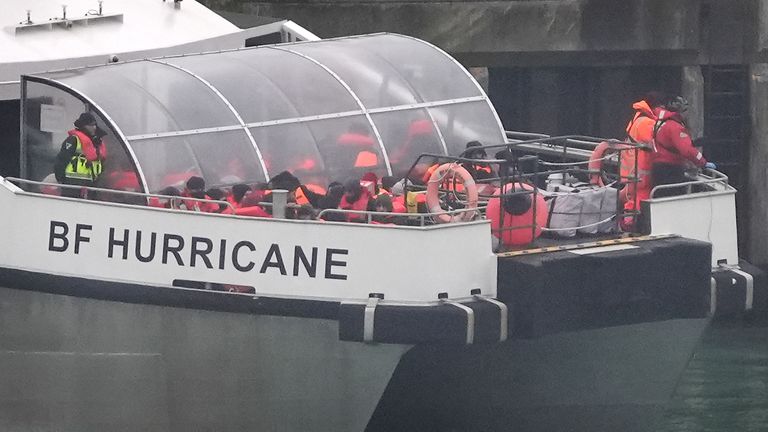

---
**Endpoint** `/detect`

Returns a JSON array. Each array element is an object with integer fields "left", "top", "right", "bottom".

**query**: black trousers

[
  {"left": 651, "top": 163, "right": 689, "bottom": 198},
  {"left": 61, "top": 178, "right": 97, "bottom": 199}
]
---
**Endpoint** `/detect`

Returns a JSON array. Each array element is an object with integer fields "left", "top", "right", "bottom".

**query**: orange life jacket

[
  {"left": 623, "top": 103, "right": 657, "bottom": 215},
  {"left": 338, "top": 133, "right": 379, "bottom": 168}
]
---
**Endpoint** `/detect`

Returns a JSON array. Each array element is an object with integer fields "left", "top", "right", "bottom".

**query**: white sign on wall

[{"left": 40, "top": 104, "right": 67, "bottom": 133}]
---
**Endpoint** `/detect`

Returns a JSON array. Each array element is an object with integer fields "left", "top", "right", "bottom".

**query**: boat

[{"left": 0, "top": 1, "right": 762, "bottom": 431}]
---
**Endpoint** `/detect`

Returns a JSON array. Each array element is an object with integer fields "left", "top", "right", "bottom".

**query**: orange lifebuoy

[
  {"left": 487, "top": 183, "right": 548, "bottom": 246},
  {"left": 588, "top": 141, "right": 612, "bottom": 187},
  {"left": 426, "top": 163, "right": 478, "bottom": 223},
  {"left": 589, "top": 141, "right": 651, "bottom": 206}
]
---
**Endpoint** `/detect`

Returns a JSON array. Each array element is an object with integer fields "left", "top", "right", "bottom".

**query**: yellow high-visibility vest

[{"left": 64, "top": 135, "right": 103, "bottom": 181}]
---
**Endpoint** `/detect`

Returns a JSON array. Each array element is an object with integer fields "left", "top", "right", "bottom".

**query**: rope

[
  {"left": 538, "top": 153, "right": 615, "bottom": 167},
  {"left": 539, "top": 215, "right": 615, "bottom": 232},
  {"left": 427, "top": 162, "right": 462, "bottom": 184}
]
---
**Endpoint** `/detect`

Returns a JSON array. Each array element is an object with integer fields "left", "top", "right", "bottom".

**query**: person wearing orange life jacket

[
  {"left": 379, "top": 176, "right": 396, "bottom": 196},
  {"left": 296, "top": 183, "right": 327, "bottom": 206},
  {"left": 387, "top": 119, "right": 437, "bottom": 168},
  {"left": 262, "top": 171, "right": 302, "bottom": 218},
  {"left": 231, "top": 191, "right": 272, "bottom": 218},
  {"left": 226, "top": 184, "right": 251, "bottom": 210},
  {"left": 621, "top": 92, "right": 665, "bottom": 229},
  {"left": 340, "top": 177, "right": 373, "bottom": 222},
  {"left": 360, "top": 172, "right": 382, "bottom": 210},
  {"left": 462, "top": 141, "right": 494, "bottom": 181},
  {"left": 148, "top": 186, "right": 182, "bottom": 209},
  {"left": 338, "top": 124, "right": 379, "bottom": 169},
  {"left": 652, "top": 96, "right": 715, "bottom": 198},
  {"left": 205, "top": 188, "right": 229, "bottom": 213},
  {"left": 181, "top": 176, "right": 218, "bottom": 212},
  {"left": 371, "top": 194, "right": 396, "bottom": 225},
  {"left": 54, "top": 112, "right": 107, "bottom": 198}
]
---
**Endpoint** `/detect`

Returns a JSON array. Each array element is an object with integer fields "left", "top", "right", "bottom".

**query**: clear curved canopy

[{"left": 25, "top": 33, "right": 504, "bottom": 193}]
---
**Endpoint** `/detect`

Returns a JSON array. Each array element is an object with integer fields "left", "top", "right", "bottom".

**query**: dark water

[{"left": 661, "top": 321, "right": 768, "bottom": 431}]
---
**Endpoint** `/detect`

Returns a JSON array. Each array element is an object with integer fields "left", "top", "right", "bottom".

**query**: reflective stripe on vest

[{"left": 64, "top": 134, "right": 103, "bottom": 181}]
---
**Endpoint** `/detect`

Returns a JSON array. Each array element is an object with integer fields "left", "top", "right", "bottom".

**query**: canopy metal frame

[{"left": 23, "top": 34, "right": 505, "bottom": 192}]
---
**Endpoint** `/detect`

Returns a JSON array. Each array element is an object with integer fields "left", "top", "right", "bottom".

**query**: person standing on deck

[
  {"left": 54, "top": 112, "right": 107, "bottom": 198},
  {"left": 621, "top": 92, "right": 664, "bottom": 229},
  {"left": 651, "top": 96, "right": 716, "bottom": 197},
  {"left": 462, "top": 141, "right": 494, "bottom": 181}
]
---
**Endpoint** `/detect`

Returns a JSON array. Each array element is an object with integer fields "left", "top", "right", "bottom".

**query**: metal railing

[
  {"left": 4, "top": 177, "right": 235, "bottom": 213},
  {"left": 316, "top": 206, "right": 485, "bottom": 226},
  {"left": 649, "top": 169, "right": 732, "bottom": 199},
  {"left": 398, "top": 135, "right": 644, "bottom": 247},
  {"left": 5, "top": 176, "right": 484, "bottom": 226}
]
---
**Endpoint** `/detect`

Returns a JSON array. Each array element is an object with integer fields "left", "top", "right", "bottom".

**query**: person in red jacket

[
  {"left": 182, "top": 176, "right": 218, "bottom": 212},
  {"left": 340, "top": 177, "right": 372, "bottom": 222},
  {"left": 621, "top": 92, "right": 664, "bottom": 230},
  {"left": 651, "top": 96, "right": 715, "bottom": 197}
]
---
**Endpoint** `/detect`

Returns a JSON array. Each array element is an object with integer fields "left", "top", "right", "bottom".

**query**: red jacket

[
  {"left": 181, "top": 192, "right": 218, "bottom": 213},
  {"left": 653, "top": 110, "right": 706, "bottom": 168},
  {"left": 340, "top": 188, "right": 372, "bottom": 222}
]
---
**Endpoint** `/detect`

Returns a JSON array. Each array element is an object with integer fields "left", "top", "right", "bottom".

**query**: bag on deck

[{"left": 544, "top": 183, "right": 617, "bottom": 237}]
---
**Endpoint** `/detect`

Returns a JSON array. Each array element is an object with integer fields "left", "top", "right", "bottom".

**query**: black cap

[
  {"left": 465, "top": 140, "right": 486, "bottom": 158},
  {"left": 666, "top": 96, "right": 689, "bottom": 113},
  {"left": 74, "top": 112, "right": 97, "bottom": 129},
  {"left": 186, "top": 176, "right": 205, "bottom": 192},
  {"left": 268, "top": 171, "right": 301, "bottom": 191},
  {"left": 343, "top": 178, "right": 361, "bottom": 193}
]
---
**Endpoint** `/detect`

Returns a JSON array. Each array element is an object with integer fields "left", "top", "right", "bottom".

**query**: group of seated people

[{"left": 149, "top": 170, "right": 428, "bottom": 225}]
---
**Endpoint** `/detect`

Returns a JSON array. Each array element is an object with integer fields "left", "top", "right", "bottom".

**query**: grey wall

[{"left": 205, "top": 0, "right": 762, "bottom": 67}]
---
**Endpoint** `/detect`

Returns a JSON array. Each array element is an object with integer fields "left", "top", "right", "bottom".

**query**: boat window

[
  {"left": 343, "top": 34, "right": 481, "bottom": 102},
  {"left": 249, "top": 122, "right": 326, "bottom": 185},
  {"left": 370, "top": 109, "right": 443, "bottom": 177},
  {"left": 44, "top": 62, "right": 240, "bottom": 136},
  {"left": 288, "top": 41, "right": 420, "bottom": 109},
  {"left": 428, "top": 101, "right": 506, "bottom": 155},
  {"left": 24, "top": 34, "right": 505, "bottom": 192},
  {"left": 130, "top": 130, "right": 263, "bottom": 192},
  {"left": 250, "top": 114, "right": 386, "bottom": 184},
  {"left": 22, "top": 80, "right": 135, "bottom": 187},
  {"left": 222, "top": 48, "right": 360, "bottom": 120}
]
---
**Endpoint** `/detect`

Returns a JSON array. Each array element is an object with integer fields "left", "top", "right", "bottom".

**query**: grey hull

[
  {"left": 0, "top": 283, "right": 709, "bottom": 432},
  {"left": 368, "top": 318, "right": 710, "bottom": 432},
  {"left": 0, "top": 286, "right": 410, "bottom": 432}
]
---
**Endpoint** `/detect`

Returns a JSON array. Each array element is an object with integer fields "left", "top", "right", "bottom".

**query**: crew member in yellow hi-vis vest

[{"left": 54, "top": 112, "right": 107, "bottom": 198}]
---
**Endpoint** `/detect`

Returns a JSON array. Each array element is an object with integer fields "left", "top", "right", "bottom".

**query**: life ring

[
  {"left": 426, "top": 163, "right": 478, "bottom": 223},
  {"left": 487, "top": 183, "right": 548, "bottom": 246},
  {"left": 588, "top": 141, "right": 612, "bottom": 187},
  {"left": 589, "top": 141, "right": 633, "bottom": 203}
]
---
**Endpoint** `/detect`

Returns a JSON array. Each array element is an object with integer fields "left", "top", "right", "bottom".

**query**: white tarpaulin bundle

[{"left": 544, "top": 183, "right": 617, "bottom": 237}]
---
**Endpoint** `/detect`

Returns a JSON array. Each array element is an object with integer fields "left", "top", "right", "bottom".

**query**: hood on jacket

[{"left": 632, "top": 100, "right": 656, "bottom": 118}]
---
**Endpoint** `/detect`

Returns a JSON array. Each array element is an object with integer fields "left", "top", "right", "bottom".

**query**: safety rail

[
  {"left": 3, "top": 176, "right": 483, "bottom": 226},
  {"left": 3, "top": 177, "right": 235, "bottom": 213},
  {"left": 399, "top": 135, "right": 648, "bottom": 251},
  {"left": 644, "top": 168, "right": 738, "bottom": 266},
  {"left": 316, "top": 206, "right": 485, "bottom": 226},
  {"left": 649, "top": 169, "right": 732, "bottom": 199},
  {"left": 506, "top": 131, "right": 550, "bottom": 140}
]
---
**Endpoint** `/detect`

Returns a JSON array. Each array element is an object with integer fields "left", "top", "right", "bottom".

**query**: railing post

[{"left": 271, "top": 189, "right": 288, "bottom": 219}]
